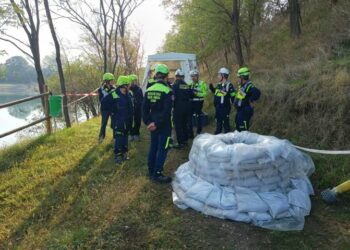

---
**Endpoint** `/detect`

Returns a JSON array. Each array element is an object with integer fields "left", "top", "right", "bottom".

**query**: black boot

[
  {"left": 122, "top": 153, "right": 130, "bottom": 161},
  {"left": 98, "top": 135, "right": 104, "bottom": 144},
  {"left": 115, "top": 154, "right": 123, "bottom": 165},
  {"left": 152, "top": 172, "right": 172, "bottom": 184}
]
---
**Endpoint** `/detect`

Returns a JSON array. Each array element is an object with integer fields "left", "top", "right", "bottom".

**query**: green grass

[{"left": 0, "top": 118, "right": 349, "bottom": 249}]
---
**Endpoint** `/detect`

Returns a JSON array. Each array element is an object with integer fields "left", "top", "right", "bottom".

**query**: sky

[{"left": 0, "top": 0, "right": 174, "bottom": 65}]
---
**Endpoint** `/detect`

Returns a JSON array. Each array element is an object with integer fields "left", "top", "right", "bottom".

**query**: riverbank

[{"left": 0, "top": 118, "right": 349, "bottom": 249}]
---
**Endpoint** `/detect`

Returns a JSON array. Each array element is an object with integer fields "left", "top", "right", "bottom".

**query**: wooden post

[{"left": 43, "top": 85, "right": 52, "bottom": 134}]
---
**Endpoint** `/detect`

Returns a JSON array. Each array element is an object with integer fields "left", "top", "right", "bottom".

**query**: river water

[
  {"left": 0, "top": 84, "right": 98, "bottom": 148},
  {"left": 0, "top": 84, "right": 44, "bottom": 148}
]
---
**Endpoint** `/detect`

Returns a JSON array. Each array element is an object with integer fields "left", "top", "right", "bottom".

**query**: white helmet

[
  {"left": 175, "top": 68, "right": 185, "bottom": 76},
  {"left": 190, "top": 69, "right": 199, "bottom": 76},
  {"left": 218, "top": 67, "right": 230, "bottom": 75}
]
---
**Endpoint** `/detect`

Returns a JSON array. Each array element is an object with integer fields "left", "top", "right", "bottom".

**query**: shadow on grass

[
  {"left": 4, "top": 131, "right": 350, "bottom": 249},
  {"left": 0, "top": 134, "right": 51, "bottom": 173},
  {"left": 5, "top": 142, "right": 115, "bottom": 248},
  {"left": 85, "top": 150, "right": 350, "bottom": 249}
]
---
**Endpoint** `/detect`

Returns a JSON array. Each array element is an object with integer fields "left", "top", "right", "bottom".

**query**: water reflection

[
  {"left": 7, "top": 97, "right": 42, "bottom": 119},
  {"left": 0, "top": 91, "right": 42, "bottom": 147},
  {"left": 0, "top": 88, "right": 95, "bottom": 148}
]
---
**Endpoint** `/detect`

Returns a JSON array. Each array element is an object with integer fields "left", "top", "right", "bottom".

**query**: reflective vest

[
  {"left": 234, "top": 81, "right": 254, "bottom": 108},
  {"left": 214, "top": 80, "right": 235, "bottom": 104},
  {"left": 146, "top": 83, "right": 171, "bottom": 103},
  {"left": 146, "top": 79, "right": 157, "bottom": 89},
  {"left": 111, "top": 90, "right": 119, "bottom": 99},
  {"left": 190, "top": 80, "right": 207, "bottom": 101},
  {"left": 144, "top": 82, "right": 172, "bottom": 130}
]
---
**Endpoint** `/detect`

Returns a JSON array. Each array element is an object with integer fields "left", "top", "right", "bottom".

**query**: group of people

[
  {"left": 97, "top": 64, "right": 260, "bottom": 184},
  {"left": 210, "top": 67, "right": 261, "bottom": 134},
  {"left": 98, "top": 73, "right": 143, "bottom": 164}
]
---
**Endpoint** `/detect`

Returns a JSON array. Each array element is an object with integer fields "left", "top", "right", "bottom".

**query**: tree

[
  {"left": 1, "top": 0, "right": 47, "bottom": 101},
  {"left": 240, "top": 0, "right": 266, "bottom": 61},
  {"left": 47, "top": 59, "right": 101, "bottom": 121},
  {"left": 211, "top": 0, "right": 245, "bottom": 66},
  {"left": 163, "top": 0, "right": 246, "bottom": 71},
  {"left": 43, "top": 0, "right": 71, "bottom": 128},
  {"left": 288, "top": 0, "right": 302, "bottom": 37},
  {"left": 56, "top": 0, "right": 119, "bottom": 73},
  {"left": 0, "top": 2, "right": 13, "bottom": 32},
  {"left": 0, "top": 56, "right": 36, "bottom": 83},
  {"left": 116, "top": 0, "right": 145, "bottom": 74},
  {"left": 56, "top": 0, "right": 144, "bottom": 74}
]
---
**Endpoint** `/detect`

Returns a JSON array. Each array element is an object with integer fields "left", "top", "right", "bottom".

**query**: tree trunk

[
  {"left": 203, "top": 58, "right": 212, "bottom": 79},
  {"left": 232, "top": 0, "right": 245, "bottom": 66},
  {"left": 43, "top": 0, "right": 71, "bottom": 128},
  {"left": 289, "top": 0, "right": 302, "bottom": 37},
  {"left": 9, "top": 0, "right": 47, "bottom": 109},
  {"left": 119, "top": 11, "right": 132, "bottom": 73},
  {"left": 101, "top": 0, "right": 108, "bottom": 73},
  {"left": 88, "top": 97, "right": 98, "bottom": 117},
  {"left": 30, "top": 32, "right": 46, "bottom": 108},
  {"left": 224, "top": 47, "right": 229, "bottom": 65}
]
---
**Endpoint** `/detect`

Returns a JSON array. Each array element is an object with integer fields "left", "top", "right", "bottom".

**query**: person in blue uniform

[
  {"left": 103, "top": 75, "right": 133, "bottom": 164},
  {"left": 98, "top": 72, "right": 115, "bottom": 143},
  {"left": 142, "top": 64, "right": 173, "bottom": 184},
  {"left": 234, "top": 67, "right": 261, "bottom": 131},
  {"left": 128, "top": 74, "right": 143, "bottom": 141},
  {"left": 209, "top": 67, "right": 236, "bottom": 134},
  {"left": 188, "top": 69, "right": 208, "bottom": 138},
  {"left": 146, "top": 69, "right": 157, "bottom": 89},
  {"left": 172, "top": 69, "right": 193, "bottom": 148}
]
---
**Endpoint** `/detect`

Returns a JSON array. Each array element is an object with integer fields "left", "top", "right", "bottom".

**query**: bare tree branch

[{"left": 0, "top": 37, "right": 33, "bottom": 58}]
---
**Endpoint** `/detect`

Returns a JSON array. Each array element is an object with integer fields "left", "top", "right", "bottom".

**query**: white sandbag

[
  {"left": 185, "top": 178, "right": 213, "bottom": 203},
  {"left": 236, "top": 186, "right": 269, "bottom": 213},
  {"left": 288, "top": 189, "right": 311, "bottom": 216},
  {"left": 278, "top": 179, "right": 291, "bottom": 190},
  {"left": 236, "top": 162, "right": 272, "bottom": 171},
  {"left": 176, "top": 171, "right": 197, "bottom": 191},
  {"left": 205, "top": 185, "right": 222, "bottom": 207},
  {"left": 259, "top": 192, "right": 290, "bottom": 219},
  {"left": 183, "top": 197, "right": 205, "bottom": 212},
  {"left": 220, "top": 187, "right": 237, "bottom": 209},
  {"left": 258, "top": 183, "right": 279, "bottom": 192},
  {"left": 172, "top": 131, "right": 315, "bottom": 231},
  {"left": 275, "top": 210, "right": 292, "bottom": 219},
  {"left": 254, "top": 217, "right": 305, "bottom": 231},
  {"left": 203, "top": 205, "right": 225, "bottom": 219},
  {"left": 172, "top": 192, "right": 188, "bottom": 210},
  {"left": 255, "top": 168, "right": 279, "bottom": 179},
  {"left": 233, "top": 176, "right": 263, "bottom": 187},
  {"left": 222, "top": 210, "right": 251, "bottom": 223},
  {"left": 248, "top": 212, "right": 272, "bottom": 221},
  {"left": 229, "top": 143, "right": 269, "bottom": 164},
  {"left": 261, "top": 175, "right": 282, "bottom": 185},
  {"left": 291, "top": 178, "right": 314, "bottom": 195},
  {"left": 289, "top": 206, "right": 310, "bottom": 218}
]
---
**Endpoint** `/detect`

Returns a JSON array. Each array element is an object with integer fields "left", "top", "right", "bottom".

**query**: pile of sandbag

[{"left": 172, "top": 131, "right": 315, "bottom": 231}]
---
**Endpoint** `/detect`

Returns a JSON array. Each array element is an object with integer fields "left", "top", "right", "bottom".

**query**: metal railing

[{"left": 0, "top": 85, "right": 52, "bottom": 138}]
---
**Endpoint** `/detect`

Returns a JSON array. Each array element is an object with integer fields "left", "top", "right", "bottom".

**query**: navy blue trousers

[
  {"left": 174, "top": 108, "right": 190, "bottom": 144},
  {"left": 114, "top": 133, "right": 128, "bottom": 155},
  {"left": 99, "top": 110, "right": 111, "bottom": 138},
  {"left": 215, "top": 106, "right": 231, "bottom": 134},
  {"left": 130, "top": 106, "right": 142, "bottom": 136},
  {"left": 235, "top": 106, "right": 253, "bottom": 132},
  {"left": 147, "top": 127, "right": 171, "bottom": 178},
  {"left": 188, "top": 101, "right": 203, "bottom": 136}
]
